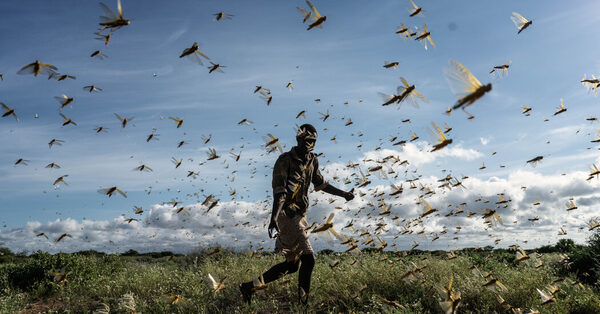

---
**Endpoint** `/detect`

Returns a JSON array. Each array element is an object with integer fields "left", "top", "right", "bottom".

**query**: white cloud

[
  {"left": 358, "top": 143, "right": 482, "bottom": 168},
  {"left": 3, "top": 156, "right": 599, "bottom": 254}
]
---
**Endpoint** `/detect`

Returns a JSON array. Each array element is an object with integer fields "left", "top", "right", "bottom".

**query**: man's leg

[
  {"left": 262, "top": 259, "right": 300, "bottom": 283},
  {"left": 298, "top": 254, "right": 315, "bottom": 304},
  {"left": 240, "top": 259, "right": 300, "bottom": 304}
]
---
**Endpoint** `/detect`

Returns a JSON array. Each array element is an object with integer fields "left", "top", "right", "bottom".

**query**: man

[{"left": 240, "top": 123, "right": 354, "bottom": 306}]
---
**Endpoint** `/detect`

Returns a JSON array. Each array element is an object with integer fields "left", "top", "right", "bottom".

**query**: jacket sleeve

[
  {"left": 311, "top": 157, "right": 328, "bottom": 191},
  {"left": 272, "top": 154, "right": 289, "bottom": 196}
]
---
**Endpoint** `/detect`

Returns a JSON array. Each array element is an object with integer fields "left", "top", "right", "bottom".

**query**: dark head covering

[{"left": 296, "top": 123, "right": 317, "bottom": 141}]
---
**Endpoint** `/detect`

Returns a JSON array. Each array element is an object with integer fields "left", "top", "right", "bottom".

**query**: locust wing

[
  {"left": 444, "top": 59, "right": 483, "bottom": 100},
  {"left": 511, "top": 12, "right": 528, "bottom": 29}
]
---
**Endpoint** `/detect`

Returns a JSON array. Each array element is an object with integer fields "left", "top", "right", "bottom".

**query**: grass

[{"left": 1, "top": 249, "right": 599, "bottom": 313}]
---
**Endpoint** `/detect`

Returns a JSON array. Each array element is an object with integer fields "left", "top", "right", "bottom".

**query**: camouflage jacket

[{"left": 272, "top": 146, "right": 327, "bottom": 216}]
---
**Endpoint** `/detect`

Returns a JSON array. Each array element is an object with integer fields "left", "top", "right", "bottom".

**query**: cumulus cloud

[
  {"left": 3, "top": 162, "right": 599, "bottom": 255},
  {"left": 357, "top": 142, "right": 482, "bottom": 168},
  {"left": 2, "top": 141, "right": 598, "bottom": 255}
]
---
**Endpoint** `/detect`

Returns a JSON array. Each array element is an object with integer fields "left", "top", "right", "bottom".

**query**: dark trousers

[{"left": 248, "top": 254, "right": 315, "bottom": 299}]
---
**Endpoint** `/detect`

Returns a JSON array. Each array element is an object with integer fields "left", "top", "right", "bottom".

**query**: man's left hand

[{"left": 344, "top": 188, "right": 355, "bottom": 201}]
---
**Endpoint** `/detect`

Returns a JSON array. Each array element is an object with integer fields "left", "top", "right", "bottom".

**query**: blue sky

[{"left": 2, "top": 0, "right": 600, "bottom": 253}]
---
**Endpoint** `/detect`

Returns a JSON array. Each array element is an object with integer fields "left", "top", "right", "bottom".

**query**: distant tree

[
  {"left": 77, "top": 250, "right": 106, "bottom": 256},
  {"left": 121, "top": 249, "right": 139, "bottom": 256},
  {"left": 555, "top": 238, "right": 576, "bottom": 253},
  {"left": 536, "top": 244, "right": 554, "bottom": 253},
  {"left": 588, "top": 231, "right": 600, "bottom": 253}
]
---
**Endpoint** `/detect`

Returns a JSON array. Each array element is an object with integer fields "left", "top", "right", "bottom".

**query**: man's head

[{"left": 296, "top": 123, "right": 317, "bottom": 153}]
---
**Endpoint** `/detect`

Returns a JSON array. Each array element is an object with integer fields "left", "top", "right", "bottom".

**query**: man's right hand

[
  {"left": 344, "top": 188, "right": 355, "bottom": 202},
  {"left": 268, "top": 218, "right": 279, "bottom": 238}
]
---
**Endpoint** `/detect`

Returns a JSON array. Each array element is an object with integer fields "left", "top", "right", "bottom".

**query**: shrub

[
  {"left": 0, "top": 247, "right": 14, "bottom": 257},
  {"left": 5, "top": 251, "right": 56, "bottom": 294},
  {"left": 1, "top": 251, "right": 125, "bottom": 296},
  {"left": 568, "top": 231, "right": 600, "bottom": 285}
]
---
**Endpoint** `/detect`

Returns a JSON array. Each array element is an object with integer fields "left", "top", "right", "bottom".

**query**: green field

[{"left": 1, "top": 240, "right": 600, "bottom": 313}]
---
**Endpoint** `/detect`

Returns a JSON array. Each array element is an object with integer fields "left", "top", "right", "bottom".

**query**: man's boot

[{"left": 239, "top": 282, "right": 254, "bottom": 304}]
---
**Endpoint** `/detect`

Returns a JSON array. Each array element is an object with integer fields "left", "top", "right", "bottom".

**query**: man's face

[{"left": 298, "top": 135, "right": 316, "bottom": 153}]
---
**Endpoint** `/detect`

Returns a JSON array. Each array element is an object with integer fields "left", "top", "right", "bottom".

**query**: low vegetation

[{"left": 1, "top": 236, "right": 600, "bottom": 313}]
